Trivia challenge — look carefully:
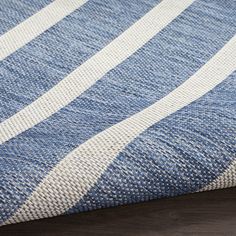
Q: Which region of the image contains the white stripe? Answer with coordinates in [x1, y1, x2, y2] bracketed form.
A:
[0, 0, 194, 145]
[5, 34, 236, 225]
[199, 159, 236, 192]
[0, 0, 88, 60]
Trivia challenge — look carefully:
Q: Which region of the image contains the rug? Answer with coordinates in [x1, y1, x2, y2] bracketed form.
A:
[0, 0, 235, 225]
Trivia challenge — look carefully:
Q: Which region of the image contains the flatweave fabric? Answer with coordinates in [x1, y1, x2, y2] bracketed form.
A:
[0, 0, 235, 226]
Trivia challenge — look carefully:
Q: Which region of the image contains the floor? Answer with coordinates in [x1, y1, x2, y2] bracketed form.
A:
[1, 187, 236, 236]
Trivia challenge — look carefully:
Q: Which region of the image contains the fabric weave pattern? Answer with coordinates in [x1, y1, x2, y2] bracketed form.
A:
[0, 0, 235, 226]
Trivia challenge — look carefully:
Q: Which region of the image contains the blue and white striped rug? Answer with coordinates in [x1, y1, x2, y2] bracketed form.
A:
[0, 0, 235, 225]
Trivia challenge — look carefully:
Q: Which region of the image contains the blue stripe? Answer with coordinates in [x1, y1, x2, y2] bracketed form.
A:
[0, 0, 53, 36]
[0, 0, 236, 223]
[68, 71, 236, 213]
[0, 0, 160, 122]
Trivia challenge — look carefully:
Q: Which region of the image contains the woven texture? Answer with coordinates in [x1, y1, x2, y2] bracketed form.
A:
[0, 0, 235, 226]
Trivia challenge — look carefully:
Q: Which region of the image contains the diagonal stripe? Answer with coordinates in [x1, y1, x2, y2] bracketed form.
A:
[199, 159, 236, 192]
[0, 0, 53, 36]
[0, 0, 194, 145]
[5, 34, 236, 225]
[0, 0, 161, 123]
[66, 74, 235, 213]
[0, 0, 88, 60]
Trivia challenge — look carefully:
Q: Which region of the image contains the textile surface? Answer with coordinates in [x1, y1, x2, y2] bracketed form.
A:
[0, 0, 235, 225]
